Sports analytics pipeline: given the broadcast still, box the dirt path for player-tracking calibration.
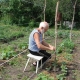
[73,41,80,80]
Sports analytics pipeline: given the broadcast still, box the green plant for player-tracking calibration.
[0,47,17,60]
[17,74,22,79]
[56,39,75,53]
[63,39,75,49]
[45,30,55,37]
[58,30,69,39]
[61,62,68,75]
[9,58,19,66]
[0,14,12,25]
[35,73,54,80]
[0,25,24,43]
[22,76,29,80]
[64,53,73,61]
[18,43,28,50]
[57,62,68,80]
[57,73,66,80]
[56,45,64,53]
[28,20,35,27]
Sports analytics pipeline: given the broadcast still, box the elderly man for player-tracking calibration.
[28,21,55,66]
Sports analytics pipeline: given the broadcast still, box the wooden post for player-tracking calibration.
[44,0,46,21]
[55,1,59,58]
[54,1,59,71]
[70,0,77,41]
[43,0,46,38]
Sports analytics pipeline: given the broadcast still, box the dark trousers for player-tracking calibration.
[29,50,51,64]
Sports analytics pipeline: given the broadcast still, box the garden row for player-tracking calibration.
[0,25,31,60]
[0,26,80,80]
[0,25,25,43]
[0,27,75,61]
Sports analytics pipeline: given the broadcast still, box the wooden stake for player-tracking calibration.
[43,0,46,39]
[44,0,46,21]
[70,0,77,41]
[55,1,59,56]
[54,1,59,71]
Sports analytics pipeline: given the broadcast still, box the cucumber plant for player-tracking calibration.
[56,39,75,53]
[57,62,68,80]
[0,47,17,60]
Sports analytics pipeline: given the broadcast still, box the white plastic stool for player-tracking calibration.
[23,53,43,73]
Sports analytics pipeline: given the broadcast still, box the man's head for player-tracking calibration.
[39,22,49,34]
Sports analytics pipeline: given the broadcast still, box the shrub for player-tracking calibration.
[28,20,35,27]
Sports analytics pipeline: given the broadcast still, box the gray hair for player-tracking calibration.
[39,22,49,28]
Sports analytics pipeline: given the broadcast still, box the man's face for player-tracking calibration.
[41,28,44,34]
[44,27,49,32]
[41,27,48,34]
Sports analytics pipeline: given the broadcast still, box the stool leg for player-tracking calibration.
[23,58,30,72]
[36,61,39,73]
[41,60,42,68]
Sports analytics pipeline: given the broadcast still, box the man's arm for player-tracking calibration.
[42,40,50,47]
[33,33,54,50]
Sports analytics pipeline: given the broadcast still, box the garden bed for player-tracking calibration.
[0,28,80,80]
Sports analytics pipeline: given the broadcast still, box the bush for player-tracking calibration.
[28,20,35,27]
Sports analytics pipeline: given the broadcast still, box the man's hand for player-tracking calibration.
[49,44,55,51]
